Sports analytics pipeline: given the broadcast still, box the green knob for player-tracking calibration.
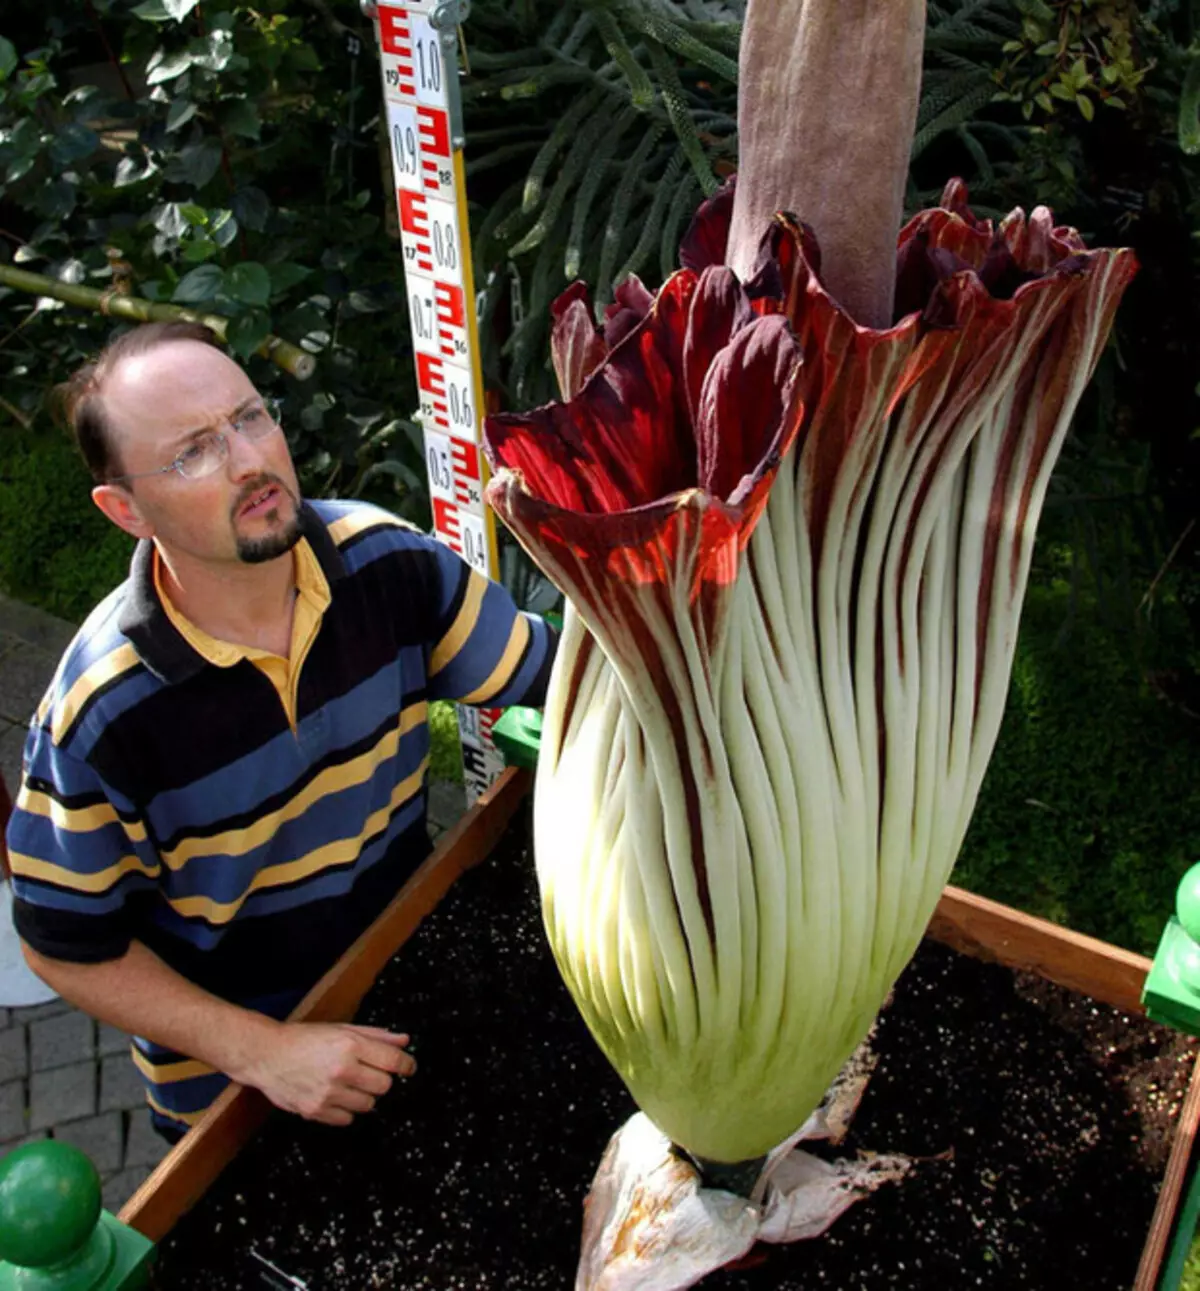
[1178,863,1200,944]
[0,1141,101,1267]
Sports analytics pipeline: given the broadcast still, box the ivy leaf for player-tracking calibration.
[131,0,173,20]
[225,261,271,306]
[8,117,42,160]
[221,100,260,140]
[361,459,425,493]
[226,307,271,360]
[50,123,99,166]
[164,137,223,189]
[232,186,270,232]
[146,48,195,85]
[181,236,218,262]
[211,210,239,247]
[267,262,311,296]
[172,263,224,303]
[5,155,35,184]
[151,201,188,239]
[31,180,76,221]
[166,97,198,132]
[114,154,156,188]
[0,38,17,83]
[191,30,234,73]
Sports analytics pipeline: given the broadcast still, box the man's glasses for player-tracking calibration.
[109,397,282,484]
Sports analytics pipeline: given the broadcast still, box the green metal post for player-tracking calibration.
[0,1141,155,1289]
[1144,862,1200,1035]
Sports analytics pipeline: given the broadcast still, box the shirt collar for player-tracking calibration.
[119,501,344,683]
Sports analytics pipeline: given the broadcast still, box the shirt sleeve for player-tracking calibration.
[425,541,559,708]
[7,719,160,964]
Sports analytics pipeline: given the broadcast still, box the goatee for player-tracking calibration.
[236,517,302,565]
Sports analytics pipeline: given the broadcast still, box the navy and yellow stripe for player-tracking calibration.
[8,498,557,1133]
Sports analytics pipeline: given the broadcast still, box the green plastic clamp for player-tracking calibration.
[0,1141,155,1289]
[1144,862,1200,1287]
[492,706,543,769]
[1143,862,1200,1036]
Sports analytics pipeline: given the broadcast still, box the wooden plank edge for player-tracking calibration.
[118,767,531,1242]
[929,884,1153,1016]
[1134,1051,1200,1291]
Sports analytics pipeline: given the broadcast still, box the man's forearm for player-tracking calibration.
[22,939,280,1085]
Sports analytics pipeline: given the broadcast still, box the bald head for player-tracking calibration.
[60,321,227,483]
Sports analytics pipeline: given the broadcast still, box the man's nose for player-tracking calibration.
[224,422,272,477]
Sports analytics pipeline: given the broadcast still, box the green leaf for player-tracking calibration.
[31,180,76,221]
[211,211,239,248]
[5,156,35,184]
[0,38,18,83]
[232,186,270,232]
[1076,93,1095,122]
[49,123,98,167]
[179,203,207,226]
[8,117,42,160]
[225,261,271,306]
[1179,53,1200,155]
[146,49,194,85]
[172,263,224,303]
[164,0,201,18]
[267,262,310,296]
[131,0,173,20]
[221,100,260,140]
[181,236,218,262]
[151,201,187,238]
[226,307,271,360]
[166,97,197,132]
[114,155,154,188]
[163,137,222,189]
[191,30,233,73]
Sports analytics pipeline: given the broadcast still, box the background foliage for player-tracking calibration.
[0,0,1197,944]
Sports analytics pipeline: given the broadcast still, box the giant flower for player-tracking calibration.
[484,1,1136,1284]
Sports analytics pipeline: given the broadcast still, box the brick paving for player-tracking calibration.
[0,592,469,1214]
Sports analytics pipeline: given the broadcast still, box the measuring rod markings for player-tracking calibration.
[376,0,506,800]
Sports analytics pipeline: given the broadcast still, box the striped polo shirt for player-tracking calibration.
[7,499,556,1133]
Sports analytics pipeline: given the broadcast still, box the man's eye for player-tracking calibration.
[240,406,266,426]
[178,444,207,466]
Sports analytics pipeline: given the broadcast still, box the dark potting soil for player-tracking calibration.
[154,810,1197,1290]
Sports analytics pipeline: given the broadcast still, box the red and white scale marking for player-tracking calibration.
[376,1,504,799]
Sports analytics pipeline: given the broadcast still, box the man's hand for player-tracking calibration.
[241,1021,416,1126]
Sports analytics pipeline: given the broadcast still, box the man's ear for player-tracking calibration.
[92,484,154,540]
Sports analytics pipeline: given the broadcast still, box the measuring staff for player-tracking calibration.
[374,0,511,802]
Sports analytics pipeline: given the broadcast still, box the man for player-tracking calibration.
[6,321,557,1141]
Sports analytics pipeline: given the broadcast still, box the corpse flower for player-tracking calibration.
[484,1,1137,1285]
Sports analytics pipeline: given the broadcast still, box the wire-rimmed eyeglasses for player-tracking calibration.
[108,397,282,484]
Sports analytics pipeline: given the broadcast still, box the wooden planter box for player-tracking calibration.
[118,767,1200,1290]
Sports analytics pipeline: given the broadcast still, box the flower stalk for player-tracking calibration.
[728,0,926,324]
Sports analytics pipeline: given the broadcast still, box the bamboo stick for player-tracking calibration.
[0,264,316,380]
